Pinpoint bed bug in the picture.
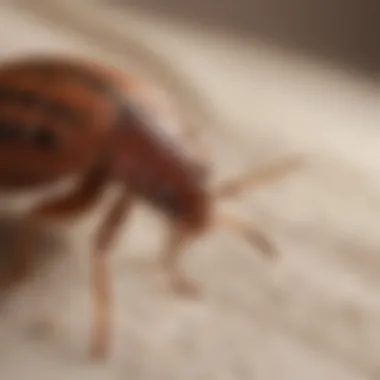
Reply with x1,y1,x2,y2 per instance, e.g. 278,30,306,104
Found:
0,55,301,360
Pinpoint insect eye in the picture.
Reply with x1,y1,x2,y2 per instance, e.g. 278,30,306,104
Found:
154,185,181,216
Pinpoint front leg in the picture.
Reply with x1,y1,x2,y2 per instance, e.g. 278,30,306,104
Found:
161,225,199,297
90,190,132,360
214,155,302,198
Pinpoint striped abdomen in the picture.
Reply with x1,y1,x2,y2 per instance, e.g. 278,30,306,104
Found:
0,57,124,188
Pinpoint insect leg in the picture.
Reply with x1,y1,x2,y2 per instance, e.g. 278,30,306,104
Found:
215,213,276,258
28,168,109,221
13,167,108,286
214,155,302,198
10,166,110,356
90,190,132,360
161,225,199,296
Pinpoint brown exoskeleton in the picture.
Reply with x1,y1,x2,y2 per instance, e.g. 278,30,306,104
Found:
0,55,301,359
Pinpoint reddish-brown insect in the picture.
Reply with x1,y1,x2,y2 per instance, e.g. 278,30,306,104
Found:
0,55,301,359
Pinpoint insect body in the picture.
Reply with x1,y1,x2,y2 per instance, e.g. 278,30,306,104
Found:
0,55,301,360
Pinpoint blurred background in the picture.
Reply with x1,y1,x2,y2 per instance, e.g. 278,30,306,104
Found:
110,0,380,77
0,1,379,379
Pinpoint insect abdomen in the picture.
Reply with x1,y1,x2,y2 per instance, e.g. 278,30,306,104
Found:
0,58,123,188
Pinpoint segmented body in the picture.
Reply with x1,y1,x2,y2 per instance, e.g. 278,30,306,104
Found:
0,55,207,224
0,56,147,186
0,55,296,360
